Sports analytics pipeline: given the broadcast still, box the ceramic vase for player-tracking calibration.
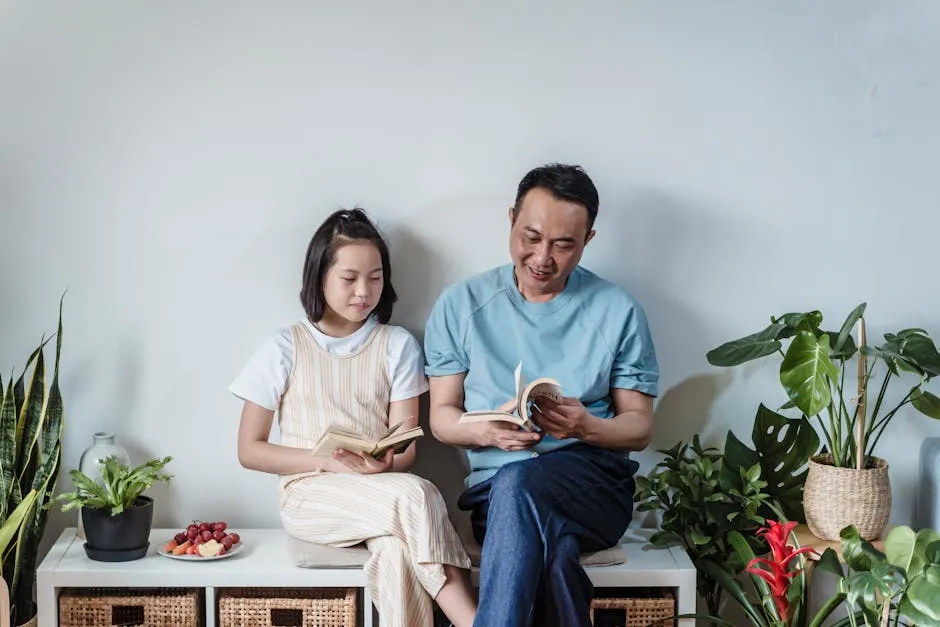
[79,431,131,484]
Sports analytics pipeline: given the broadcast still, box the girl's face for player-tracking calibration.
[322,241,384,325]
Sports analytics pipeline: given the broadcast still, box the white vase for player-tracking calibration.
[76,432,131,540]
[79,431,131,483]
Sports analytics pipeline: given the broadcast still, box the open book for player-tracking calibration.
[310,422,424,458]
[458,362,563,431]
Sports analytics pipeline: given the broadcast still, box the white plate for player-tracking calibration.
[157,541,245,561]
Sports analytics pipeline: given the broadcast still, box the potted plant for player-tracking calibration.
[635,435,776,615]
[636,407,819,616]
[707,303,940,540]
[695,522,940,627]
[56,455,173,562]
[1,296,66,627]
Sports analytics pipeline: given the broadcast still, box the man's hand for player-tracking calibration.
[468,398,542,451]
[530,396,599,440]
[333,449,394,474]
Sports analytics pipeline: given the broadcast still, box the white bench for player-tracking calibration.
[37,527,696,627]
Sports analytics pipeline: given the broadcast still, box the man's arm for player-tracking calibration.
[429,373,542,451]
[580,388,653,450]
[531,388,654,452]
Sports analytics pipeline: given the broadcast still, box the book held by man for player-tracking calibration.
[458,362,563,431]
[310,422,424,458]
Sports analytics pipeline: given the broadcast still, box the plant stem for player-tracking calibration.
[866,399,913,460]
[817,412,836,461]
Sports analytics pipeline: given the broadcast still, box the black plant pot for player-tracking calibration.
[82,495,153,562]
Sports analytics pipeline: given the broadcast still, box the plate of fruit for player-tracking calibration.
[158,520,243,561]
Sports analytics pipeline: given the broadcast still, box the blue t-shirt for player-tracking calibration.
[424,263,659,487]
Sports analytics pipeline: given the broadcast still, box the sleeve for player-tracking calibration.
[423,287,469,377]
[610,302,660,397]
[387,327,430,402]
[228,328,293,412]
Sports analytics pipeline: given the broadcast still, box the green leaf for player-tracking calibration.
[926,540,940,566]
[826,331,857,361]
[834,303,866,353]
[897,331,940,377]
[842,564,903,616]
[906,576,940,622]
[697,558,769,627]
[748,404,820,521]
[772,311,824,334]
[691,530,711,545]
[912,389,940,419]
[780,331,839,417]
[815,548,846,579]
[840,525,886,572]
[885,525,940,579]
[0,489,38,555]
[707,323,785,367]
[898,597,940,627]
[807,592,847,627]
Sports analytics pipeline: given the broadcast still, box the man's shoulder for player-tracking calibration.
[434,265,510,312]
[576,266,644,312]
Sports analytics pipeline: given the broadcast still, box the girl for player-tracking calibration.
[230,208,476,627]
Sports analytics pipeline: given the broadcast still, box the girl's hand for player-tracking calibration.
[333,449,395,474]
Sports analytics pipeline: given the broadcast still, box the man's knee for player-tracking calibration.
[488,460,547,504]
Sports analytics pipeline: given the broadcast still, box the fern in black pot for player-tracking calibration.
[56,455,173,561]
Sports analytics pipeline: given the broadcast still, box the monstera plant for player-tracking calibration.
[707,303,940,469]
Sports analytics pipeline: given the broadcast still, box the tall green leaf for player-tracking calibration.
[0,378,17,521]
[834,303,866,354]
[780,331,839,417]
[706,323,785,367]
[15,347,46,502]
[0,490,37,557]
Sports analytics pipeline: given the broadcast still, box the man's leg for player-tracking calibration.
[458,444,639,627]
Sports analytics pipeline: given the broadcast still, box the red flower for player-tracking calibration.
[745,520,818,620]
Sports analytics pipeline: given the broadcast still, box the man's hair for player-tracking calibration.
[299,207,398,324]
[513,163,600,231]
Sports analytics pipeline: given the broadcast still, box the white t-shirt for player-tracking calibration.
[229,316,429,411]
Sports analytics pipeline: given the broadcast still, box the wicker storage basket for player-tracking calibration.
[58,587,201,626]
[217,588,356,627]
[804,453,892,541]
[590,587,675,627]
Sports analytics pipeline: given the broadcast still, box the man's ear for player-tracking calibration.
[507,206,516,226]
[585,229,596,246]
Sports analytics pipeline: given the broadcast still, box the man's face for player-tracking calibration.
[508,187,595,302]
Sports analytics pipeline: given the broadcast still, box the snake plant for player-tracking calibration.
[1,295,65,625]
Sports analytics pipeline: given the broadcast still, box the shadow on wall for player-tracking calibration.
[585,187,733,436]
[382,223,441,338]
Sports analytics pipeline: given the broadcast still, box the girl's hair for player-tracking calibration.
[300,208,398,324]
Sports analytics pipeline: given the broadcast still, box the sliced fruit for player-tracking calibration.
[198,539,222,557]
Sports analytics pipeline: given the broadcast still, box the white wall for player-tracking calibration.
[2,0,939,564]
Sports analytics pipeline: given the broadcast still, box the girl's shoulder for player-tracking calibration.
[376,323,422,355]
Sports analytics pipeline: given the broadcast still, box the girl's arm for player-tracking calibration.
[388,396,419,472]
[237,401,352,475]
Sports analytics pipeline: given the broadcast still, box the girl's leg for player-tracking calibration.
[364,535,435,627]
[435,564,477,627]
[280,473,475,626]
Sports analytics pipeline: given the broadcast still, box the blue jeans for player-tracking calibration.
[457,443,639,627]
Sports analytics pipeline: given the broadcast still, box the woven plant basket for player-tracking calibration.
[589,588,675,626]
[218,587,356,627]
[58,587,200,626]
[803,454,891,541]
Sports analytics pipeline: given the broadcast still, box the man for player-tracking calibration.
[424,163,659,626]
